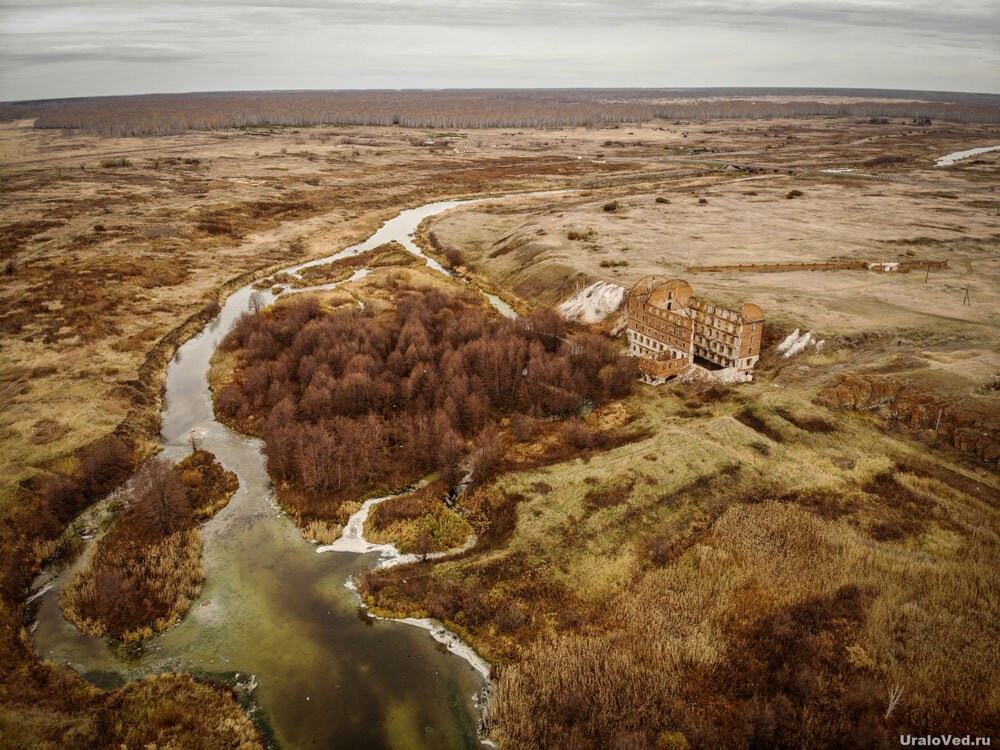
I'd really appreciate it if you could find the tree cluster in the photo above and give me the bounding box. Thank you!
[216,292,634,514]
[4,89,997,137]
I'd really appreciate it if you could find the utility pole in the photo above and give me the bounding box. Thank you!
[924,264,929,283]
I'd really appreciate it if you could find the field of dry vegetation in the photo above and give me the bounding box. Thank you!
[1,100,998,747]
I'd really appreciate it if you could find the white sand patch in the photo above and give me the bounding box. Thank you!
[609,312,628,337]
[558,282,626,324]
[777,329,824,358]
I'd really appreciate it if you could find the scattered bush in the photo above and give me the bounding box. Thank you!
[561,417,594,449]
[583,482,632,510]
[99,157,130,168]
[863,154,910,167]
[603,200,619,212]
[443,246,464,267]
[697,198,708,205]
[786,189,804,199]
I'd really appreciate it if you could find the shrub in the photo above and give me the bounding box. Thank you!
[99,157,130,168]
[180,469,203,487]
[863,154,909,167]
[603,200,619,212]
[655,196,671,204]
[495,602,529,634]
[443,247,464,267]
[561,417,594,449]
[786,190,804,199]
[697,198,708,204]
[79,436,132,496]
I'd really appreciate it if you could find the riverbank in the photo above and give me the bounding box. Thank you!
[32,189,602,749]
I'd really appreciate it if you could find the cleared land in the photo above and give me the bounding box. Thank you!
[2,110,999,746]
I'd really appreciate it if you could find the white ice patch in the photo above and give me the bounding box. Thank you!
[316,492,400,556]
[384,617,492,681]
[26,583,52,605]
[777,329,818,358]
[558,282,626,324]
[322,486,491,689]
[315,487,477,567]
[936,145,1000,167]
[343,579,493,681]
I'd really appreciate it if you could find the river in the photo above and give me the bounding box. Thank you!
[30,192,558,749]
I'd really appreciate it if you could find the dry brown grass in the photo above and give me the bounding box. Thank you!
[359,385,1000,747]
[3,115,998,745]
[365,479,473,553]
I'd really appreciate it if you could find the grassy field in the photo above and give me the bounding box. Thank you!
[361,380,1000,746]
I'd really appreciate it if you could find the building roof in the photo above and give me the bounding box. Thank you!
[740,302,765,322]
[629,276,765,323]
[629,275,671,298]
[630,276,693,308]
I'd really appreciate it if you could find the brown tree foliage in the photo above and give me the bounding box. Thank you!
[217,291,634,515]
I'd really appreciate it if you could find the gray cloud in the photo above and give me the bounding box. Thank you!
[4,45,200,66]
[1,0,997,99]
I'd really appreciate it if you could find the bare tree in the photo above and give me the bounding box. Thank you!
[248,290,265,314]
[470,422,505,485]
[885,684,904,720]
[79,436,132,495]
[414,529,433,562]
[130,458,189,537]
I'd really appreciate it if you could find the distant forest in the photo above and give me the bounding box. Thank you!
[2,88,998,136]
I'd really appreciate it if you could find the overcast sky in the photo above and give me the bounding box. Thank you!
[1,0,997,101]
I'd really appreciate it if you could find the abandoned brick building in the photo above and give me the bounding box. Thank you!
[625,276,765,384]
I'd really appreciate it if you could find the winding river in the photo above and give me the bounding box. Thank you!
[30,193,554,749]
